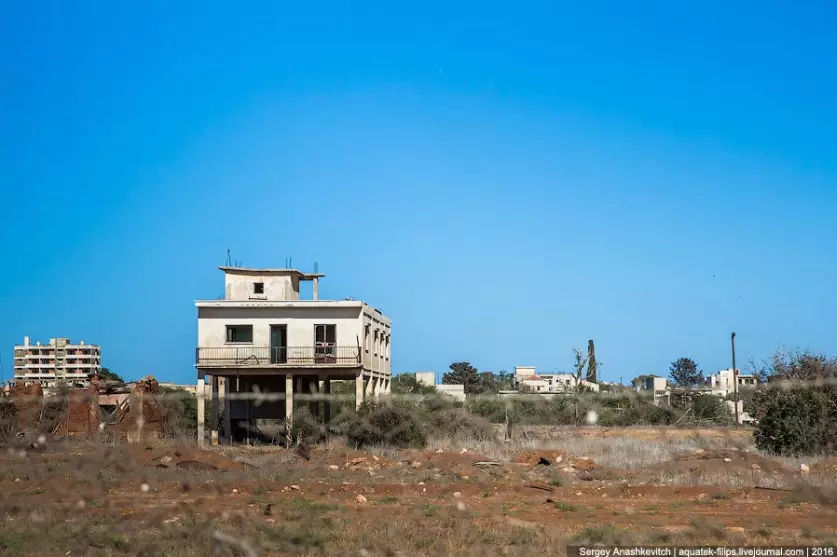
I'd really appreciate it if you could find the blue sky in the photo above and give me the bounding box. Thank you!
[1,1,835,384]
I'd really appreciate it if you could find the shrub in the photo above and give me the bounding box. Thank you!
[691,394,734,424]
[751,384,837,455]
[346,400,427,449]
[290,407,322,445]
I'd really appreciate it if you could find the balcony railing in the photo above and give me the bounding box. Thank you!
[196,346,362,367]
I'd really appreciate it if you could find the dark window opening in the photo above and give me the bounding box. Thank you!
[226,325,254,343]
[314,324,336,359]
[253,282,264,294]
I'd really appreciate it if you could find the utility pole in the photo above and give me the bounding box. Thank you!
[731,332,739,425]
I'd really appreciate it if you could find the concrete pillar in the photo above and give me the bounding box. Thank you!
[366,375,375,397]
[373,377,381,398]
[355,371,364,410]
[210,375,219,446]
[285,373,294,447]
[312,278,319,300]
[323,379,331,429]
[384,378,391,395]
[308,377,319,419]
[196,378,205,448]
[218,376,231,444]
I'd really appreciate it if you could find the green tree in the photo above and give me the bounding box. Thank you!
[494,370,514,391]
[669,358,703,387]
[98,367,124,383]
[390,374,437,395]
[442,362,485,395]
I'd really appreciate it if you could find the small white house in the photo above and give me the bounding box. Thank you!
[706,368,757,396]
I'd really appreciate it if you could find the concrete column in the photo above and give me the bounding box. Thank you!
[210,375,219,446]
[196,378,205,448]
[366,375,375,397]
[221,377,231,444]
[355,371,364,410]
[323,379,331,430]
[308,377,320,420]
[285,373,294,447]
[384,378,391,395]
[312,278,319,300]
[373,377,381,398]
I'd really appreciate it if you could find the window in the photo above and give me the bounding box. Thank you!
[314,324,336,346]
[226,325,253,343]
[253,282,264,294]
[314,325,336,359]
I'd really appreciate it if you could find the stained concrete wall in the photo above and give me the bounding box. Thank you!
[225,271,300,301]
[198,305,364,349]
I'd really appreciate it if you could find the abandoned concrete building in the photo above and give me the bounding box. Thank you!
[13,336,102,388]
[195,266,392,446]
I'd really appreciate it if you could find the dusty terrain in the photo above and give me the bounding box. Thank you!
[1,427,836,556]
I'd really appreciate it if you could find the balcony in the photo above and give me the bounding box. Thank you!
[196,346,362,368]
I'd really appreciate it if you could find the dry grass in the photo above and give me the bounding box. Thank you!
[1,427,837,556]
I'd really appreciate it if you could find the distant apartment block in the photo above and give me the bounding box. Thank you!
[706,368,757,396]
[13,336,101,387]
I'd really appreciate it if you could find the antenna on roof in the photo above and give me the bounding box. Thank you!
[314,261,319,274]
[289,257,292,269]
[226,249,232,266]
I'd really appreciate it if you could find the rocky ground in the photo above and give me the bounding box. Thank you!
[1,427,836,556]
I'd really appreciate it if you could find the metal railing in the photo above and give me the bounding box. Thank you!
[195,346,362,366]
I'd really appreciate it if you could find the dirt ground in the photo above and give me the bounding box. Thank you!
[1,427,836,556]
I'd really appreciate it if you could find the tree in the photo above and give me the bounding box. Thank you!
[390,374,437,396]
[750,348,837,383]
[98,367,124,383]
[572,348,589,392]
[669,358,703,387]
[442,362,487,395]
[494,370,514,391]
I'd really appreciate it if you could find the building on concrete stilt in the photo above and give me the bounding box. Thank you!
[194,265,392,447]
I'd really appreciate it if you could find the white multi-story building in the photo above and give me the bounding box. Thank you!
[706,368,757,396]
[13,336,101,387]
[195,265,392,446]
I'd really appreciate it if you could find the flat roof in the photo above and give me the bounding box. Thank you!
[218,267,325,280]
[195,299,392,322]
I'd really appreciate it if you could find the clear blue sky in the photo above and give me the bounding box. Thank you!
[2,1,835,384]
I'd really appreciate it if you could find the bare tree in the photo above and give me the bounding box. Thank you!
[749,348,837,383]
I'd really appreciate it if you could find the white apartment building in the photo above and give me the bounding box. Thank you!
[195,266,392,446]
[633,375,668,394]
[13,336,101,387]
[706,368,757,396]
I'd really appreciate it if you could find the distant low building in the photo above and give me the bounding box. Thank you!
[706,368,757,396]
[514,366,599,393]
[412,372,465,402]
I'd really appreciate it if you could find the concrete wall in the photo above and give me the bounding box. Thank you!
[514,366,536,381]
[198,305,364,348]
[415,372,435,386]
[225,272,300,301]
[435,384,465,402]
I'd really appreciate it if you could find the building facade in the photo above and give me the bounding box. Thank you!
[513,366,599,393]
[13,336,101,387]
[195,266,392,446]
[706,368,757,396]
